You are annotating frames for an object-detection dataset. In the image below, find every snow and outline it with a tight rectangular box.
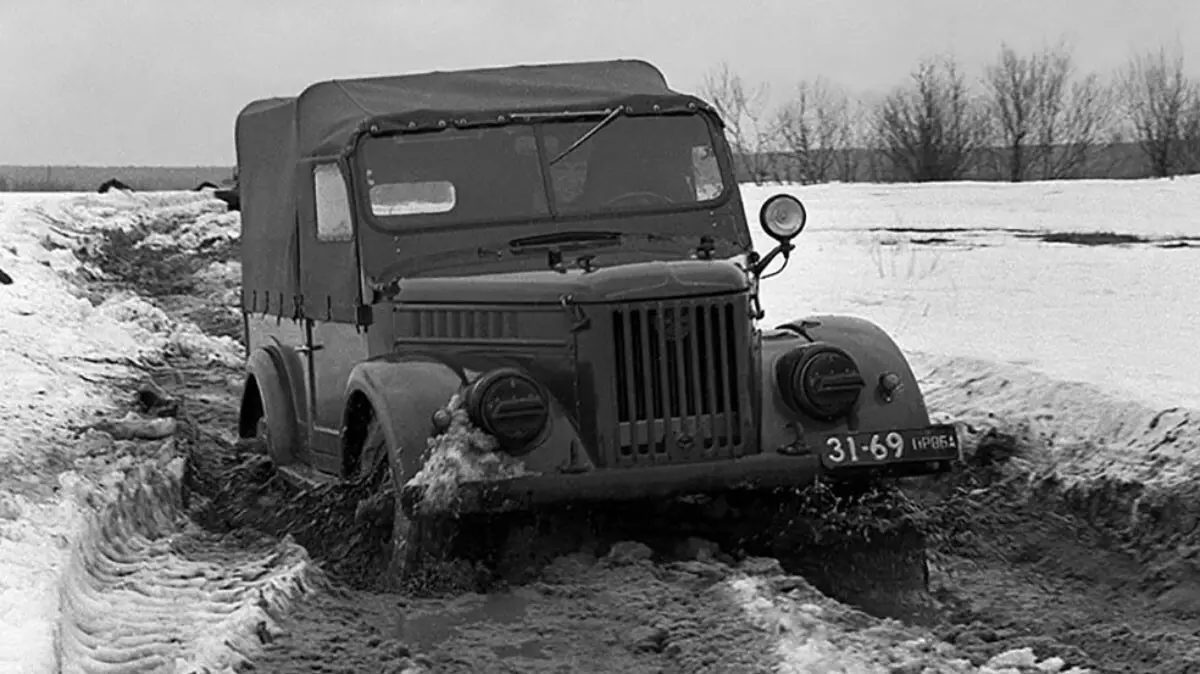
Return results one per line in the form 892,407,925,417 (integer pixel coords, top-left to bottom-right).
0,195,152,672
407,393,537,516
743,178,1200,411
0,176,1196,671
0,192,295,673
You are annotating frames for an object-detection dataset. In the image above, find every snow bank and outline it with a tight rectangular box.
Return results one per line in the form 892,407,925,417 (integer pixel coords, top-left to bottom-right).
915,351,1200,600
55,190,237,247
915,352,1200,490
0,195,160,672
0,192,274,673
93,293,243,368
727,575,973,673
56,456,316,673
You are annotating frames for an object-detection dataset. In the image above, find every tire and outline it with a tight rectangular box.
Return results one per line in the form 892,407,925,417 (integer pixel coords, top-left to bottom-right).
246,366,297,466
362,415,456,581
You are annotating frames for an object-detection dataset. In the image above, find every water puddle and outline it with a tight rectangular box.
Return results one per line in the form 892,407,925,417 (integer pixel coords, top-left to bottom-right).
394,590,550,659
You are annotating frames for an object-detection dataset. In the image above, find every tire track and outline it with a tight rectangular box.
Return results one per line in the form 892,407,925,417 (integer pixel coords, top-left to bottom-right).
56,456,321,673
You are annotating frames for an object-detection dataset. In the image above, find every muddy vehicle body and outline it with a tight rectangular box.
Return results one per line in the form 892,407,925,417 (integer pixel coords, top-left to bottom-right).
234,60,960,573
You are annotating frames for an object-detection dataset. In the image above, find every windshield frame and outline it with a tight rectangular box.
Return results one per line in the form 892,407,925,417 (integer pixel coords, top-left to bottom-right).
350,110,736,235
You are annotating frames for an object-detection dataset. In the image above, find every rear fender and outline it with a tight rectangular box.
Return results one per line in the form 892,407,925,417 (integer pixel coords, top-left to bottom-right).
240,339,308,462
761,315,930,450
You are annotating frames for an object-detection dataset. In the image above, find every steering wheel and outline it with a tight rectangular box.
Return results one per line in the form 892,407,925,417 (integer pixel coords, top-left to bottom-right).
603,191,675,208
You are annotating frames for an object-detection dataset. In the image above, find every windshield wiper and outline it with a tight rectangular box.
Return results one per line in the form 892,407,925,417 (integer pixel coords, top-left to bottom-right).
509,230,623,252
548,106,624,166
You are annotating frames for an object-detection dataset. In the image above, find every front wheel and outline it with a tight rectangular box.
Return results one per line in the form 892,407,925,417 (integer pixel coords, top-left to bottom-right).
361,416,457,583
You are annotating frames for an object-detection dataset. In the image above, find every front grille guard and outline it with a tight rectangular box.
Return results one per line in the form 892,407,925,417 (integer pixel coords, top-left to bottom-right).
608,296,750,466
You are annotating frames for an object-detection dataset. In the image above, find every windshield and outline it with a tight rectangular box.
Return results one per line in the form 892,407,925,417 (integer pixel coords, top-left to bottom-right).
358,114,727,227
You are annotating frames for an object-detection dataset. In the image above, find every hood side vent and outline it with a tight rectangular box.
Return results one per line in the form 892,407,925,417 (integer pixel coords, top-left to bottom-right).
396,308,519,342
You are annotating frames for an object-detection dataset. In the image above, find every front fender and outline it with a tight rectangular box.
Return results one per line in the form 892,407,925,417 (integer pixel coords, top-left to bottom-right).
761,315,930,448
345,354,592,484
344,356,468,484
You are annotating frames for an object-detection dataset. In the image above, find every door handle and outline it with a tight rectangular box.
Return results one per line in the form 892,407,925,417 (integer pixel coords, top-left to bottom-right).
295,344,325,355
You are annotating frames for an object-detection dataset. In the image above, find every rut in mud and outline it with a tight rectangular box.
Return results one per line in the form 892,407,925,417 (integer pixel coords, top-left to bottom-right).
43,190,1200,673
180,368,941,672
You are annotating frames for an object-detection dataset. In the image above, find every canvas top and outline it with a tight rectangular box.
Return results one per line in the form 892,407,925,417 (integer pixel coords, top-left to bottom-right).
233,59,729,322
236,59,707,159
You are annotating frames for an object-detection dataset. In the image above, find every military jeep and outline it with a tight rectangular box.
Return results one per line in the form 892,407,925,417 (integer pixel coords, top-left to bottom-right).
234,59,959,575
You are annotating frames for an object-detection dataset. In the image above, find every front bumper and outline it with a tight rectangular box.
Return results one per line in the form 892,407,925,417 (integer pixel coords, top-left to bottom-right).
399,427,958,518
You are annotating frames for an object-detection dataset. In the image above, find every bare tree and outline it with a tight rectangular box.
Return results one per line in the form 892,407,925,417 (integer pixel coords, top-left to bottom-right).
834,99,873,182
984,42,1113,181
1039,72,1113,179
698,63,776,184
984,44,1042,181
1180,93,1200,174
876,56,986,182
1119,49,1198,177
771,78,856,184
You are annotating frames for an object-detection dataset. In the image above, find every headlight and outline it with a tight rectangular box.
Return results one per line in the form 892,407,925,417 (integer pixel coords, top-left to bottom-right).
775,344,865,420
464,368,549,454
759,194,807,241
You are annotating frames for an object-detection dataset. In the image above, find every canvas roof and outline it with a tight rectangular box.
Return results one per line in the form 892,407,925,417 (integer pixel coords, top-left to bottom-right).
233,59,720,320
237,59,707,159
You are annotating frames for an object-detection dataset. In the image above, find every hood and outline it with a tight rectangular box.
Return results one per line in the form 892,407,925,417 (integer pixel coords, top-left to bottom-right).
391,258,750,305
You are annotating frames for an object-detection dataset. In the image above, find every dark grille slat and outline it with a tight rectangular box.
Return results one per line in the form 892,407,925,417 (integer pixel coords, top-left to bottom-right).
654,304,677,460
723,304,743,453
709,305,727,450
701,306,721,449
687,300,706,442
673,306,693,439
637,307,658,460
619,310,640,451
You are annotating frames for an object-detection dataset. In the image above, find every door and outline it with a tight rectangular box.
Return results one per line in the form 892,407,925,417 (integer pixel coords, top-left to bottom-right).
300,159,370,472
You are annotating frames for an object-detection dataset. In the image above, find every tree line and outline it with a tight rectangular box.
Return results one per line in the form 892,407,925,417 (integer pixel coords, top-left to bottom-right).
699,42,1200,184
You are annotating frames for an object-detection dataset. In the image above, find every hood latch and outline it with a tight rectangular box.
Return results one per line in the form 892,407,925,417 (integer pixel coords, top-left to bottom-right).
560,293,591,332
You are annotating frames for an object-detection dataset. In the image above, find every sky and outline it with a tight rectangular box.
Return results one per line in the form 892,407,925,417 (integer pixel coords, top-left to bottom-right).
1,0,1197,166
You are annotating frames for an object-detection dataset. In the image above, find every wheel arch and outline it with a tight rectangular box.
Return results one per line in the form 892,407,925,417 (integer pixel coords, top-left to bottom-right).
340,354,470,483
769,314,931,431
237,340,308,463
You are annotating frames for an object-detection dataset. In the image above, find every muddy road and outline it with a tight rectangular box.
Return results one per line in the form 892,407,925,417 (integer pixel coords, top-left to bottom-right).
47,192,1200,673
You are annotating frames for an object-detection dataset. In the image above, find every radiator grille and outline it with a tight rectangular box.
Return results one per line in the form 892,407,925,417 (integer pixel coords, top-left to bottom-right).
611,297,746,464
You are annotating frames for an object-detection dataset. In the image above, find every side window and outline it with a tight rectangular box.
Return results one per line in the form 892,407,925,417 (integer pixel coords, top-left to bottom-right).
314,162,353,242
692,145,724,201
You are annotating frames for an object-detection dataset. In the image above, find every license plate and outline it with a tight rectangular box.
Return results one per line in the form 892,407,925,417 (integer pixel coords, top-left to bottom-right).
814,425,960,469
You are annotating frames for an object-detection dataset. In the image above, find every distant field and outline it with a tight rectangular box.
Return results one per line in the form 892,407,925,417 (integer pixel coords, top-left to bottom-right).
0,165,233,192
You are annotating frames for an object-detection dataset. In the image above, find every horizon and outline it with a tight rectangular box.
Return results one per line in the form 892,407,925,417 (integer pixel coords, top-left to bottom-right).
2,0,1197,165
